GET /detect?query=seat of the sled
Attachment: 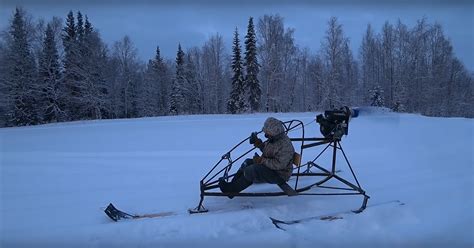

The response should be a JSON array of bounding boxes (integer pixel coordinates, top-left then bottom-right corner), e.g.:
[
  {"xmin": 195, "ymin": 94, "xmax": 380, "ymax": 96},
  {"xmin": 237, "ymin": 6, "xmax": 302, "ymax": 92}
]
[{"xmin": 292, "ymin": 152, "xmax": 302, "ymax": 167}]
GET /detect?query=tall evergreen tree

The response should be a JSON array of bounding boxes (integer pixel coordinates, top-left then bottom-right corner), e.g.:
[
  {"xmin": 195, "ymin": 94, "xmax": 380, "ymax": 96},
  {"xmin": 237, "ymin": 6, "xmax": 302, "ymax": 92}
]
[
  {"xmin": 6, "ymin": 8, "xmax": 39, "ymax": 126},
  {"xmin": 141, "ymin": 59, "xmax": 157, "ymax": 117},
  {"xmin": 63, "ymin": 11, "xmax": 76, "ymax": 74},
  {"xmin": 0, "ymin": 39, "xmax": 8, "ymax": 127},
  {"xmin": 82, "ymin": 16, "xmax": 109, "ymax": 119},
  {"xmin": 76, "ymin": 11, "xmax": 84, "ymax": 44},
  {"xmin": 153, "ymin": 46, "xmax": 171, "ymax": 115},
  {"xmin": 62, "ymin": 11, "xmax": 106, "ymax": 120},
  {"xmin": 62, "ymin": 10, "xmax": 79, "ymax": 120},
  {"xmin": 227, "ymin": 27, "xmax": 246, "ymax": 114},
  {"xmin": 38, "ymin": 23, "xmax": 63, "ymax": 123},
  {"xmin": 170, "ymin": 44, "xmax": 186, "ymax": 115},
  {"xmin": 244, "ymin": 17, "xmax": 261, "ymax": 112},
  {"xmin": 141, "ymin": 46, "xmax": 170, "ymax": 116},
  {"xmin": 84, "ymin": 15, "xmax": 92, "ymax": 36},
  {"xmin": 143, "ymin": 46, "xmax": 162, "ymax": 116}
]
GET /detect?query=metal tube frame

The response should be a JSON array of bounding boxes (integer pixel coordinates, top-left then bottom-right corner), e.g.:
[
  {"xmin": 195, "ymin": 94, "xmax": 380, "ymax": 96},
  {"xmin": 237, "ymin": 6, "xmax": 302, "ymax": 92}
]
[{"xmin": 189, "ymin": 119, "xmax": 370, "ymax": 214}]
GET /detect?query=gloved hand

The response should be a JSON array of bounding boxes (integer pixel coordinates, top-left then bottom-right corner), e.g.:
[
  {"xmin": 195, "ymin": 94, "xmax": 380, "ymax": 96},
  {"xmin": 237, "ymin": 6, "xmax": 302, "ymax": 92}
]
[
  {"xmin": 253, "ymin": 153, "xmax": 264, "ymax": 164},
  {"xmin": 249, "ymin": 132, "xmax": 263, "ymax": 147}
]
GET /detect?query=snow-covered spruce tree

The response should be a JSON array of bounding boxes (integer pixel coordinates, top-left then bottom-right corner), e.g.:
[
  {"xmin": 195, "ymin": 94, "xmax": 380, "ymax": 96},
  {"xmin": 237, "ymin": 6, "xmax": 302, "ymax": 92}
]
[
  {"xmin": 369, "ymin": 85, "xmax": 384, "ymax": 107},
  {"xmin": 141, "ymin": 47, "xmax": 162, "ymax": 117},
  {"xmin": 76, "ymin": 12, "xmax": 84, "ymax": 45},
  {"xmin": 81, "ymin": 16, "xmax": 110, "ymax": 119},
  {"xmin": 142, "ymin": 46, "xmax": 173, "ymax": 116},
  {"xmin": 244, "ymin": 17, "xmax": 261, "ymax": 112},
  {"xmin": 62, "ymin": 11, "xmax": 80, "ymax": 120},
  {"xmin": 6, "ymin": 8, "xmax": 39, "ymax": 126},
  {"xmin": 155, "ymin": 47, "xmax": 173, "ymax": 115},
  {"xmin": 71, "ymin": 11, "xmax": 93, "ymax": 120},
  {"xmin": 0, "ymin": 16, "xmax": 13, "ymax": 127},
  {"xmin": 62, "ymin": 12, "xmax": 75, "ymax": 71},
  {"xmin": 0, "ymin": 38, "xmax": 8, "ymax": 127},
  {"xmin": 38, "ymin": 23, "xmax": 63, "ymax": 123},
  {"xmin": 227, "ymin": 27, "xmax": 246, "ymax": 114},
  {"xmin": 170, "ymin": 44, "xmax": 186, "ymax": 115},
  {"xmin": 62, "ymin": 11, "xmax": 109, "ymax": 120},
  {"xmin": 153, "ymin": 46, "xmax": 165, "ymax": 114}
]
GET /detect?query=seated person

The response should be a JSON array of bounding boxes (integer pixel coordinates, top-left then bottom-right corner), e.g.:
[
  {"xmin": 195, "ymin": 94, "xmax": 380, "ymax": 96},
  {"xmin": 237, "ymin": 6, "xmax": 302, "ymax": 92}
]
[{"xmin": 219, "ymin": 117, "xmax": 295, "ymax": 198}]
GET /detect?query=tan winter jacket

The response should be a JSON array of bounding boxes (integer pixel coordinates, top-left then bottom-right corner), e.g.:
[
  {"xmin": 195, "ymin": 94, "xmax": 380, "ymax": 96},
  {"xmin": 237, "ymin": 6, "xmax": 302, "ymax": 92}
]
[{"xmin": 258, "ymin": 117, "xmax": 295, "ymax": 181}]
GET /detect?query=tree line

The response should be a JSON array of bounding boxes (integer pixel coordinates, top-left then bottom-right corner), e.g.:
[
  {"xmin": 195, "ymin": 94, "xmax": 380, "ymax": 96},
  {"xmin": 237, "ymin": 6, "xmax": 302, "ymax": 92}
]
[{"xmin": 0, "ymin": 8, "xmax": 472, "ymax": 127}]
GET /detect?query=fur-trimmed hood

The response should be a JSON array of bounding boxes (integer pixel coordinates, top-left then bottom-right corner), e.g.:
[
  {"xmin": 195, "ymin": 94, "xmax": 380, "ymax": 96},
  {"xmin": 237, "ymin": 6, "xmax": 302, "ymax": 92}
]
[{"xmin": 262, "ymin": 117, "xmax": 285, "ymax": 137}]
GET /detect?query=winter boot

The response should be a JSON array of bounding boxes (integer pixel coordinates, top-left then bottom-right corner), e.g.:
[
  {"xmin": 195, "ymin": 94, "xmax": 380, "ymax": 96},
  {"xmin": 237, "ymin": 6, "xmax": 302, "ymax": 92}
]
[
  {"xmin": 231, "ymin": 169, "xmax": 244, "ymax": 183},
  {"xmin": 219, "ymin": 174, "xmax": 253, "ymax": 199},
  {"xmin": 218, "ymin": 178, "xmax": 234, "ymax": 199}
]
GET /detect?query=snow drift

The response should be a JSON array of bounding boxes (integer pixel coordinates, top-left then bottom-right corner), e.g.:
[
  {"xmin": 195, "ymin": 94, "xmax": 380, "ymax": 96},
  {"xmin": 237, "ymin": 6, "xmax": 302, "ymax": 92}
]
[{"xmin": 1, "ymin": 111, "xmax": 472, "ymax": 247}]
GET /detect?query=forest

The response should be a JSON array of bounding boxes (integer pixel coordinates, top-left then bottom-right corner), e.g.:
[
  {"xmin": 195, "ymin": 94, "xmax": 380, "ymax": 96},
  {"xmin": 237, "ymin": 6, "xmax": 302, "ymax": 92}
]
[{"xmin": 0, "ymin": 7, "xmax": 472, "ymax": 127}]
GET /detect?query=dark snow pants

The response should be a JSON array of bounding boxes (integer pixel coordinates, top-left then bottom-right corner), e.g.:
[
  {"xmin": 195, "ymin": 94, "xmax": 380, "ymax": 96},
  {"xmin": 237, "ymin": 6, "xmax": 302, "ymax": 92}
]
[{"xmin": 236, "ymin": 158, "xmax": 285, "ymax": 185}]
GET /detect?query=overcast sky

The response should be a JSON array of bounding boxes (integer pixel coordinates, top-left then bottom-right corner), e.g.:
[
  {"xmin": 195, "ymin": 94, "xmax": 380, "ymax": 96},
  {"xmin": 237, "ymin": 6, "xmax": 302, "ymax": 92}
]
[{"xmin": 1, "ymin": 0, "xmax": 473, "ymax": 71}]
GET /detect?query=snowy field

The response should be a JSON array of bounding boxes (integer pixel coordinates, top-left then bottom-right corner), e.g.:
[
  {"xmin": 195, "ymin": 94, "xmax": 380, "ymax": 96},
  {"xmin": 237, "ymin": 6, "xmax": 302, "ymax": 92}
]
[{"xmin": 1, "ymin": 110, "xmax": 473, "ymax": 248}]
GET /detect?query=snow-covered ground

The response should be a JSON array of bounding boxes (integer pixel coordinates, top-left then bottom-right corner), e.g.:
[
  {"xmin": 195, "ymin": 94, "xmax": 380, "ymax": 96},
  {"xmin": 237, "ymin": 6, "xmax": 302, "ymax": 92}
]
[{"xmin": 1, "ymin": 110, "xmax": 473, "ymax": 247}]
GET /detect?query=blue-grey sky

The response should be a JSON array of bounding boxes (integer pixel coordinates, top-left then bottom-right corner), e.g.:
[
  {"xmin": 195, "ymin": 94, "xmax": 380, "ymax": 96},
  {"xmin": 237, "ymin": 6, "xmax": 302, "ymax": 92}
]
[{"xmin": 1, "ymin": 0, "xmax": 473, "ymax": 70}]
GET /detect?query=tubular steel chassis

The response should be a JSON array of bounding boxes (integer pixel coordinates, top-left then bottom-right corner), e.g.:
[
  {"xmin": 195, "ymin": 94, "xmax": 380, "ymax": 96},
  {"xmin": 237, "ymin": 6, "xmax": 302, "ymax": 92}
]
[{"xmin": 189, "ymin": 120, "xmax": 370, "ymax": 214}]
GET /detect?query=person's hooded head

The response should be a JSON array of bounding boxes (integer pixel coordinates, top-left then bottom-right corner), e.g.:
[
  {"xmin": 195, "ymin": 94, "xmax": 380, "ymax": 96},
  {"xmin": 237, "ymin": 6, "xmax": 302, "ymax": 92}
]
[{"xmin": 262, "ymin": 117, "xmax": 285, "ymax": 141}]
